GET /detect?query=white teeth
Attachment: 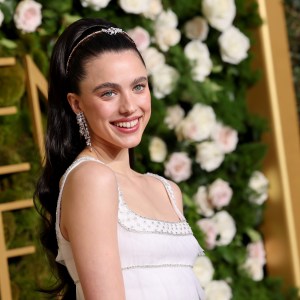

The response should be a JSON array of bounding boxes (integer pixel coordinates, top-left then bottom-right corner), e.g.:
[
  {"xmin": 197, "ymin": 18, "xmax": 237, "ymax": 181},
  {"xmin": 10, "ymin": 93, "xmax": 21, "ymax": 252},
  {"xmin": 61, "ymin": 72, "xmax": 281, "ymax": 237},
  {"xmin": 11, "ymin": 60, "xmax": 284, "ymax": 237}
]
[{"xmin": 114, "ymin": 119, "xmax": 138, "ymax": 128}]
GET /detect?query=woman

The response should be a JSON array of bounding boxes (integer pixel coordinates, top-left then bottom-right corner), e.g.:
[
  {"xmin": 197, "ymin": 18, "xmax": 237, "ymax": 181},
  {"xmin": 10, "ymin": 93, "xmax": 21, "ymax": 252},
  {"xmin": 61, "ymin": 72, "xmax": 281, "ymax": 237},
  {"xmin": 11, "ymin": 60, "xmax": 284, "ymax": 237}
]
[{"xmin": 35, "ymin": 18, "xmax": 205, "ymax": 300}]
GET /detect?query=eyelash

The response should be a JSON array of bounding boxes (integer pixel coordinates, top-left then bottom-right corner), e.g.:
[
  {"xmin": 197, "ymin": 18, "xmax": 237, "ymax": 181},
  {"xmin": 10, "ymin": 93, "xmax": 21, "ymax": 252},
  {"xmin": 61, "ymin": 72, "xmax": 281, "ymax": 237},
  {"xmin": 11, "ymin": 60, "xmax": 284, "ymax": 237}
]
[
  {"xmin": 100, "ymin": 83, "xmax": 147, "ymax": 98},
  {"xmin": 101, "ymin": 90, "xmax": 116, "ymax": 97},
  {"xmin": 134, "ymin": 84, "xmax": 146, "ymax": 92}
]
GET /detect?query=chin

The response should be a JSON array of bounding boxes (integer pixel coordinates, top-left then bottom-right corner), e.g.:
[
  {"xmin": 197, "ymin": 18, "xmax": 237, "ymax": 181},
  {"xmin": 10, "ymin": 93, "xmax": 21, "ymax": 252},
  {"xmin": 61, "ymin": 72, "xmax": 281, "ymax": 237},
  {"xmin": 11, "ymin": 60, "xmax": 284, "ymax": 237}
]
[{"xmin": 122, "ymin": 136, "xmax": 142, "ymax": 149}]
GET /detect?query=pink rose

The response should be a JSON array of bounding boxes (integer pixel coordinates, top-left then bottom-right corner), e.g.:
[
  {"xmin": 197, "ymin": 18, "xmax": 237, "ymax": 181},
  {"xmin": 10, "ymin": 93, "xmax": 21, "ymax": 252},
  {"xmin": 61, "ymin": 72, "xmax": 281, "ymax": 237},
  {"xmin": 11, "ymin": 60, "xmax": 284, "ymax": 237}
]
[
  {"xmin": 208, "ymin": 179, "xmax": 233, "ymax": 209},
  {"xmin": 247, "ymin": 241, "xmax": 266, "ymax": 265},
  {"xmin": 14, "ymin": 0, "xmax": 42, "ymax": 33},
  {"xmin": 197, "ymin": 218, "xmax": 217, "ymax": 249},
  {"xmin": 211, "ymin": 122, "xmax": 238, "ymax": 154},
  {"xmin": 164, "ymin": 152, "xmax": 192, "ymax": 183},
  {"xmin": 127, "ymin": 26, "xmax": 151, "ymax": 52}
]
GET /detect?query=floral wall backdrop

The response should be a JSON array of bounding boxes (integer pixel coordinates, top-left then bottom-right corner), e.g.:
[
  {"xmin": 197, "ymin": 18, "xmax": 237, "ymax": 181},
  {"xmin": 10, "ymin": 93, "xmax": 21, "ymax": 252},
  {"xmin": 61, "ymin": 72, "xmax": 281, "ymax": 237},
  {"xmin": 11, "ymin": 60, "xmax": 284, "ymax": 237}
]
[{"xmin": 0, "ymin": 0, "xmax": 298, "ymax": 299}]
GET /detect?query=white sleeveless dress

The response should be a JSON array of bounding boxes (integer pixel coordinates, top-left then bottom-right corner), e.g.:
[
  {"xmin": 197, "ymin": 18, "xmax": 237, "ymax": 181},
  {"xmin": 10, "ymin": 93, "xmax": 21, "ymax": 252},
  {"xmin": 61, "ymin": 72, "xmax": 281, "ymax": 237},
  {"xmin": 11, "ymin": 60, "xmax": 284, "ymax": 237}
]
[{"xmin": 55, "ymin": 156, "xmax": 205, "ymax": 299}]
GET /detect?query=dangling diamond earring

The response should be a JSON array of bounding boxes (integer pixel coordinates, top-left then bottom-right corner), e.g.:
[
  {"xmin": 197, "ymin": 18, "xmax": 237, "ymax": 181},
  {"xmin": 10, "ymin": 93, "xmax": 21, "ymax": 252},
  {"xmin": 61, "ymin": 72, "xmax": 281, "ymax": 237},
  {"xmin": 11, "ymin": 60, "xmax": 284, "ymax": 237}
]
[{"xmin": 76, "ymin": 111, "xmax": 92, "ymax": 150}]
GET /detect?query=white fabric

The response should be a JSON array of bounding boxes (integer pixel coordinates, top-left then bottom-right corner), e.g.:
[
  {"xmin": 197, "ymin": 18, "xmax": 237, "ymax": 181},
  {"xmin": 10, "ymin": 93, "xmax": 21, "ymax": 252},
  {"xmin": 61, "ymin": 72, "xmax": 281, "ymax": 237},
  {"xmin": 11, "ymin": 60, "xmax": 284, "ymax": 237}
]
[{"xmin": 56, "ymin": 156, "xmax": 205, "ymax": 299}]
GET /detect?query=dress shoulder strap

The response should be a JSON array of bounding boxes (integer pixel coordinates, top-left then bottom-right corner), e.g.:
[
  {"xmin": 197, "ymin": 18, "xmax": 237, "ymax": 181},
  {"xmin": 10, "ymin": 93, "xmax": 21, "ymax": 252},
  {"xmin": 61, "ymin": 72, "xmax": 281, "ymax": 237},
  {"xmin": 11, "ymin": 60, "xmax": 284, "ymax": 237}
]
[
  {"xmin": 146, "ymin": 173, "xmax": 186, "ymax": 221},
  {"xmin": 55, "ymin": 156, "xmax": 121, "ymax": 242}
]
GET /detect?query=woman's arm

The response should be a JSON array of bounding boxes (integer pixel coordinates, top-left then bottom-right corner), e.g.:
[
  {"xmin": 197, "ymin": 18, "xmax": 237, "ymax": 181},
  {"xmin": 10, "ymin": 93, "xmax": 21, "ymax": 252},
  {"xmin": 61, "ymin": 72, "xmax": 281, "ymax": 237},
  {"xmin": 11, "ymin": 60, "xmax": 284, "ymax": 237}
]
[{"xmin": 60, "ymin": 161, "xmax": 125, "ymax": 300}]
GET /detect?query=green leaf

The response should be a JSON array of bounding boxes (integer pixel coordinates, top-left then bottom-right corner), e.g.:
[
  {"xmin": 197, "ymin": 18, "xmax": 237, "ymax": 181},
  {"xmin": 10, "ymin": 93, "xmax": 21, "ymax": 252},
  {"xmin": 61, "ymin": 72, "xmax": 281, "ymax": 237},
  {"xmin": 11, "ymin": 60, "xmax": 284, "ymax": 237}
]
[{"xmin": 0, "ymin": 38, "xmax": 17, "ymax": 49}]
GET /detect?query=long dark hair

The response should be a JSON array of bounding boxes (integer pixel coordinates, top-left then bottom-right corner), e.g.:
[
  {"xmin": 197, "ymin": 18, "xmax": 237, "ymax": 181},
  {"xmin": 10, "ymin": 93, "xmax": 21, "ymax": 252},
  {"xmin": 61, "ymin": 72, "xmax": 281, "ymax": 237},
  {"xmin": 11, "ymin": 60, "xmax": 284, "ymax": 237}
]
[{"xmin": 34, "ymin": 18, "xmax": 143, "ymax": 298}]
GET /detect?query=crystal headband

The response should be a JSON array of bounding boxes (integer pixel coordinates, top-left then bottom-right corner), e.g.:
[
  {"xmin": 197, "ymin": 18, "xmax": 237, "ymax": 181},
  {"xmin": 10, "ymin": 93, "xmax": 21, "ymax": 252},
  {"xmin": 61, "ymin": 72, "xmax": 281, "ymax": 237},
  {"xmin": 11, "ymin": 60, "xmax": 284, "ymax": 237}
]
[{"xmin": 66, "ymin": 27, "xmax": 132, "ymax": 74}]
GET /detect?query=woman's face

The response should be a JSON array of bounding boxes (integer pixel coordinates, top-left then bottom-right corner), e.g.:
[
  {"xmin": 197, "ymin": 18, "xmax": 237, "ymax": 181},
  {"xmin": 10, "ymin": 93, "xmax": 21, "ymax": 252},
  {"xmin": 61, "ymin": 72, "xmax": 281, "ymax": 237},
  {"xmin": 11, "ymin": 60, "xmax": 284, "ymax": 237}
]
[{"xmin": 68, "ymin": 50, "xmax": 151, "ymax": 152}]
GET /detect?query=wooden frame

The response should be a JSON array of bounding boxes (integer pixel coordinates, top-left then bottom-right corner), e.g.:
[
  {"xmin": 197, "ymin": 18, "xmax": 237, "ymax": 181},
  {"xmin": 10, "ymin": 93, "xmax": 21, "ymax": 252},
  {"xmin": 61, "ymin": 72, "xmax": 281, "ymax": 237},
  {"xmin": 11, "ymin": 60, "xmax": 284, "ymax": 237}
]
[
  {"xmin": 0, "ymin": 56, "xmax": 43, "ymax": 299},
  {"xmin": 0, "ymin": 107, "xmax": 18, "ymax": 116},
  {"xmin": 0, "ymin": 58, "xmax": 15, "ymax": 67},
  {"xmin": 0, "ymin": 200, "xmax": 35, "ymax": 300},
  {"xmin": 248, "ymin": 0, "xmax": 300, "ymax": 290},
  {"xmin": 24, "ymin": 55, "xmax": 48, "ymax": 162}
]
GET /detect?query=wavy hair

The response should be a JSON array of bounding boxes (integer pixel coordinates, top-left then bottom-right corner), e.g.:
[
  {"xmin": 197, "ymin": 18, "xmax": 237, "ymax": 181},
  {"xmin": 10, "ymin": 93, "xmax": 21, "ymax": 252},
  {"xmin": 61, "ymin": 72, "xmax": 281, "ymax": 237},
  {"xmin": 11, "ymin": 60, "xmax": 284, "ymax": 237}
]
[{"xmin": 34, "ymin": 18, "xmax": 143, "ymax": 298}]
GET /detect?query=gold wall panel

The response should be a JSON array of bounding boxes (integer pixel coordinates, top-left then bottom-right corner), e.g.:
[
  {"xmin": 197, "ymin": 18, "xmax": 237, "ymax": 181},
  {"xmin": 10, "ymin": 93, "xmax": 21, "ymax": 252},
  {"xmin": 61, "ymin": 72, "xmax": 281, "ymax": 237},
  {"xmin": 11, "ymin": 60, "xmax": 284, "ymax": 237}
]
[{"xmin": 248, "ymin": 0, "xmax": 300, "ymax": 290}]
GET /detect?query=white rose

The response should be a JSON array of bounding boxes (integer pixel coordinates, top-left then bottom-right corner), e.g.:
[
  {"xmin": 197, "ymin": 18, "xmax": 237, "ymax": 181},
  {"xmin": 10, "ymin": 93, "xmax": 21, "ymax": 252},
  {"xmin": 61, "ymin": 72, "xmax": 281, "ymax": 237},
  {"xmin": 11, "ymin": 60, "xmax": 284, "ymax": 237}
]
[
  {"xmin": 196, "ymin": 141, "xmax": 225, "ymax": 171},
  {"xmin": 149, "ymin": 136, "xmax": 167, "ymax": 163},
  {"xmin": 184, "ymin": 16, "xmax": 209, "ymax": 41},
  {"xmin": 211, "ymin": 122, "xmax": 238, "ymax": 153},
  {"xmin": 242, "ymin": 257, "xmax": 264, "ymax": 281},
  {"xmin": 248, "ymin": 171, "xmax": 269, "ymax": 205},
  {"xmin": 218, "ymin": 26, "xmax": 250, "ymax": 64},
  {"xmin": 184, "ymin": 41, "xmax": 212, "ymax": 82},
  {"xmin": 209, "ymin": 179, "xmax": 233, "ymax": 209},
  {"xmin": 155, "ymin": 9, "xmax": 178, "ymax": 29},
  {"xmin": 250, "ymin": 192, "xmax": 268, "ymax": 205},
  {"xmin": 164, "ymin": 152, "xmax": 192, "ymax": 183},
  {"xmin": 14, "ymin": 0, "xmax": 42, "ymax": 33},
  {"xmin": 155, "ymin": 27, "xmax": 181, "ymax": 52},
  {"xmin": 80, "ymin": 0, "xmax": 111, "ymax": 10},
  {"xmin": 193, "ymin": 256, "xmax": 215, "ymax": 287},
  {"xmin": 176, "ymin": 103, "xmax": 216, "ymax": 142},
  {"xmin": 213, "ymin": 211, "xmax": 236, "ymax": 246},
  {"xmin": 151, "ymin": 64, "xmax": 179, "ymax": 99},
  {"xmin": 184, "ymin": 40, "xmax": 209, "ymax": 61},
  {"xmin": 164, "ymin": 105, "xmax": 185, "ymax": 130},
  {"xmin": 119, "ymin": 0, "xmax": 149, "ymax": 14},
  {"xmin": 141, "ymin": 47, "xmax": 165, "ymax": 75},
  {"xmin": 142, "ymin": 0, "xmax": 163, "ymax": 20},
  {"xmin": 205, "ymin": 280, "xmax": 233, "ymax": 300},
  {"xmin": 194, "ymin": 186, "xmax": 214, "ymax": 217},
  {"xmin": 0, "ymin": 10, "xmax": 4, "ymax": 27},
  {"xmin": 197, "ymin": 218, "xmax": 218, "ymax": 249},
  {"xmin": 202, "ymin": 0, "xmax": 236, "ymax": 32},
  {"xmin": 192, "ymin": 58, "xmax": 213, "ymax": 82},
  {"xmin": 249, "ymin": 171, "xmax": 269, "ymax": 193},
  {"xmin": 127, "ymin": 26, "xmax": 150, "ymax": 51}
]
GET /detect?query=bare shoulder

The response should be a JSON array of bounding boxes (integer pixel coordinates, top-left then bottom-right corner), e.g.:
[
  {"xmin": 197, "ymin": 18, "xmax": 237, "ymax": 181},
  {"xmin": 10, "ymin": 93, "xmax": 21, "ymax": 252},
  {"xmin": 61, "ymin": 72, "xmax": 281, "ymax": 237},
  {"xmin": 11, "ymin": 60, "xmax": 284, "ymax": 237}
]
[
  {"xmin": 66, "ymin": 161, "xmax": 117, "ymax": 195},
  {"xmin": 60, "ymin": 159, "xmax": 120, "ymax": 240},
  {"xmin": 67, "ymin": 159, "xmax": 116, "ymax": 187},
  {"xmin": 61, "ymin": 160, "xmax": 119, "ymax": 218}
]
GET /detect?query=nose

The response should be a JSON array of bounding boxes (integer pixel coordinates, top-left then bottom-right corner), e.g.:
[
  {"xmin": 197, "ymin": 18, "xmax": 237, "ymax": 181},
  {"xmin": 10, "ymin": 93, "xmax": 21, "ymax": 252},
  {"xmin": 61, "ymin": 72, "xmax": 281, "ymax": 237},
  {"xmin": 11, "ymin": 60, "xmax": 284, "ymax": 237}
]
[{"xmin": 119, "ymin": 92, "xmax": 137, "ymax": 115}]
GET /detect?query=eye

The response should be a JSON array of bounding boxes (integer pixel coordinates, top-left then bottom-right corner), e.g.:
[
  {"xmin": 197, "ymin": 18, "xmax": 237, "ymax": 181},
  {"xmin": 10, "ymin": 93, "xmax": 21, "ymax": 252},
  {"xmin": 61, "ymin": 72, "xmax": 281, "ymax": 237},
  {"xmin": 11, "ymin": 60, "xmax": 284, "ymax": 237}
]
[
  {"xmin": 133, "ymin": 84, "xmax": 145, "ymax": 92},
  {"xmin": 101, "ymin": 90, "xmax": 116, "ymax": 98}
]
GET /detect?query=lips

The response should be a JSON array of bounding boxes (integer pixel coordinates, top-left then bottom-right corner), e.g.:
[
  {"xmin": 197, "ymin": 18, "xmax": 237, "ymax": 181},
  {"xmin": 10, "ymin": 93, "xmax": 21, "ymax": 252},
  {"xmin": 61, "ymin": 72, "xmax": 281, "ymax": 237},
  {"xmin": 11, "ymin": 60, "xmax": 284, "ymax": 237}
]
[{"xmin": 111, "ymin": 116, "xmax": 142, "ymax": 133}]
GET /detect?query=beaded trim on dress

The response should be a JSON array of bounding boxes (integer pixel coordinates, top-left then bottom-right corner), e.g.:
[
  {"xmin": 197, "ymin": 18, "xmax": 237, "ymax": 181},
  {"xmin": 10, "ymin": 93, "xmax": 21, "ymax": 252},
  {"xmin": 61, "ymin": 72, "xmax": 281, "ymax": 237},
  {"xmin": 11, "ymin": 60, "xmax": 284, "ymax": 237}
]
[{"xmin": 118, "ymin": 183, "xmax": 193, "ymax": 236}]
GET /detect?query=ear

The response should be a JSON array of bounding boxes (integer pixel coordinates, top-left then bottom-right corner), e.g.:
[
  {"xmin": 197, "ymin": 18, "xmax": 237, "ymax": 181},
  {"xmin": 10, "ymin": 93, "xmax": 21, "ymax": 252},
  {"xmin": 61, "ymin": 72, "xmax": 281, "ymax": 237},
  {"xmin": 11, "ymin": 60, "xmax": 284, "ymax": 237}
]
[{"xmin": 67, "ymin": 93, "xmax": 82, "ymax": 114}]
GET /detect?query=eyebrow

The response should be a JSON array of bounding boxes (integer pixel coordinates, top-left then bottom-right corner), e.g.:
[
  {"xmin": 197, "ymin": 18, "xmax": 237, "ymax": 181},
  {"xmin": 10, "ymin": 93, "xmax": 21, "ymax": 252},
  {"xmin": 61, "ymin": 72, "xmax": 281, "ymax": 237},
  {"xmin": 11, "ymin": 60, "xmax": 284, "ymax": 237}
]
[{"xmin": 92, "ymin": 76, "xmax": 148, "ymax": 93}]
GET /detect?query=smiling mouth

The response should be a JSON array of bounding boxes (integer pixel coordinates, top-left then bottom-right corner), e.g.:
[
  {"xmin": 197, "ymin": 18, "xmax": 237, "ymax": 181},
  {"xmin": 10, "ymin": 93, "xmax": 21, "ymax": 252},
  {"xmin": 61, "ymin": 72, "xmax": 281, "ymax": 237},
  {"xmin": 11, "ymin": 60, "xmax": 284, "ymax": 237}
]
[{"xmin": 112, "ymin": 118, "xmax": 140, "ymax": 129}]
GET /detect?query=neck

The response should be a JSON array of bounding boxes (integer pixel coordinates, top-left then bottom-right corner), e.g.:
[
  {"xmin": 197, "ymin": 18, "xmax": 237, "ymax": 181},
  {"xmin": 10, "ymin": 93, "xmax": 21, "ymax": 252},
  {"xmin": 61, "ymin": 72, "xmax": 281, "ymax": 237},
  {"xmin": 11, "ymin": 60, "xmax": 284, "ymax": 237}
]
[{"xmin": 85, "ymin": 145, "xmax": 133, "ymax": 175}]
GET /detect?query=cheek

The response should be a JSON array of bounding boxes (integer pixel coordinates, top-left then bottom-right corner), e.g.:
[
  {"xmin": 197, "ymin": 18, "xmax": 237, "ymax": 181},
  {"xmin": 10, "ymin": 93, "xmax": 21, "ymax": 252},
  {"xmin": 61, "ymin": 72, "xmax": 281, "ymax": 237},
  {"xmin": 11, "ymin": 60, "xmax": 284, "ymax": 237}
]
[
  {"xmin": 141, "ymin": 92, "xmax": 152, "ymax": 114},
  {"xmin": 85, "ymin": 103, "xmax": 113, "ymax": 127}
]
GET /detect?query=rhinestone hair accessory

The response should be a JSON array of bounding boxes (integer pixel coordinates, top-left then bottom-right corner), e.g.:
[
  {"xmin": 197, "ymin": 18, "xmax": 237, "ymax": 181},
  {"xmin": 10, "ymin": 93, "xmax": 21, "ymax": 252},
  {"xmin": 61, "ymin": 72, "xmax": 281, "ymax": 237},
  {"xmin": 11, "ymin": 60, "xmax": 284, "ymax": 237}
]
[
  {"xmin": 76, "ymin": 111, "xmax": 92, "ymax": 149},
  {"xmin": 66, "ymin": 27, "xmax": 133, "ymax": 74}
]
